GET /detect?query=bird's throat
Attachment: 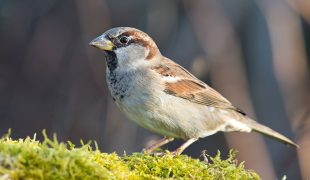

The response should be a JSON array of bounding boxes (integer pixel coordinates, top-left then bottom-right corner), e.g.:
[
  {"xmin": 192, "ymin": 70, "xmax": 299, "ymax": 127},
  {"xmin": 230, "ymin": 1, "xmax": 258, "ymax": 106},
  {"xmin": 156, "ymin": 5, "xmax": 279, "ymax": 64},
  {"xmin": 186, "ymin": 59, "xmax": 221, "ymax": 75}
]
[{"xmin": 104, "ymin": 51, "xmax": 118, "ymax": 72}]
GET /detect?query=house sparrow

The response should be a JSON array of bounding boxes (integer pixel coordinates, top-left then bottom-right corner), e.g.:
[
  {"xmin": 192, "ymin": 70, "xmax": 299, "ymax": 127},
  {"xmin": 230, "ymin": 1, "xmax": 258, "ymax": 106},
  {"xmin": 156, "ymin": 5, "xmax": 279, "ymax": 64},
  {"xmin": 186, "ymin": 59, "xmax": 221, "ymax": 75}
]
[{"xmin": 90, "ymin": 27, "xmax": 298, "ymax": 155}]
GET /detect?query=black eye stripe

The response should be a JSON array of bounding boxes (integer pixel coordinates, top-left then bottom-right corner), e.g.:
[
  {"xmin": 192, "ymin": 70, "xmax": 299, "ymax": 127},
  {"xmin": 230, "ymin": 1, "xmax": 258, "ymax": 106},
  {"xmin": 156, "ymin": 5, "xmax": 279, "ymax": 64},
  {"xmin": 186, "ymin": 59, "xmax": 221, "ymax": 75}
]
[{"xmin": 105, "ymin": 33, "xmax": 134, "ymax": 49}]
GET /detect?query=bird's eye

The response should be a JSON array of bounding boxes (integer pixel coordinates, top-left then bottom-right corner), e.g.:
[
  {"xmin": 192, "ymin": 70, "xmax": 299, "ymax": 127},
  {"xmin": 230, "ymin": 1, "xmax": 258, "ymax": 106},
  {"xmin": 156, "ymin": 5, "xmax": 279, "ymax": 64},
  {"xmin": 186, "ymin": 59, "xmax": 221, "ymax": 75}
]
[{"xmin": 119, "ymin": 36, "xmax": 130, "ymax": 44}]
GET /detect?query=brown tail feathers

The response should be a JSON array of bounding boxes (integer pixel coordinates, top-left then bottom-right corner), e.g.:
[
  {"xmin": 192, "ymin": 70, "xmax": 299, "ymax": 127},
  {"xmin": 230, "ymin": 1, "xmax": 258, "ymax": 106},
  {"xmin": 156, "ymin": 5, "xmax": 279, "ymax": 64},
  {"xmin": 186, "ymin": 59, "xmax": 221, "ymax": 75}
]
[{"xmin": 247, "ymin": 119, "xmax": 299, "ymax": 148}]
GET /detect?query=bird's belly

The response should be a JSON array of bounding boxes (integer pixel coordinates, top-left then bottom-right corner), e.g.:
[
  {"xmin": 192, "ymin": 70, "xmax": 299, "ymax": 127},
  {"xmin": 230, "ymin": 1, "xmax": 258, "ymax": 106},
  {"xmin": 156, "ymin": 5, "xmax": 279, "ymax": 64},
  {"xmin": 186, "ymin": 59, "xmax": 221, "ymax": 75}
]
[
  {"xmin": 116, "ymin": 90, "xmax": 226, "ymax": 139},
  {"xmin": 116, "ymin": 92, "xmax": 180, "ymax": 138}
]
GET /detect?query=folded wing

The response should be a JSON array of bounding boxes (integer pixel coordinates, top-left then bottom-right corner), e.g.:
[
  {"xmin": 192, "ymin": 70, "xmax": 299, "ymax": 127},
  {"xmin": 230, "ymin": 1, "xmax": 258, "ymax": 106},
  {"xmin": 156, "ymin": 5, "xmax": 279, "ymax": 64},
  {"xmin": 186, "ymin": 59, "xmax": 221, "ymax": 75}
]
[{"xmin": 152, "ymin": 57, "xmax": 245, "ymax": 114}]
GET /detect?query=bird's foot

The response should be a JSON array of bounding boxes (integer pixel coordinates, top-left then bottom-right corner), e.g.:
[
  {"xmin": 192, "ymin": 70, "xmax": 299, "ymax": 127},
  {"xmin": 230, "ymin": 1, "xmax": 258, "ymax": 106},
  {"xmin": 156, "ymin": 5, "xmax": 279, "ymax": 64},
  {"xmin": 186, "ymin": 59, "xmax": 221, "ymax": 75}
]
[
  {"xmin": 153, "ymin": 151, "xmax": 166, "ymax": 156},
  {"xmin": 152, "ymin": 150, "xmax": 180, "ymax": 157},
  {"xmin": 143, "ymin": 137, "xmax": 174, "ymax": 155}
]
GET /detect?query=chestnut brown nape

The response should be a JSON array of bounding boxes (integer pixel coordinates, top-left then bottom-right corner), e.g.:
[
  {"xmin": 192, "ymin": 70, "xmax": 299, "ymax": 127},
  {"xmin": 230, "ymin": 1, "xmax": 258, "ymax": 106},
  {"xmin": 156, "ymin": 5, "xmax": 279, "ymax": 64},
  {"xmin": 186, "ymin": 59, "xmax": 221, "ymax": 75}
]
[{"xmin": 122, "ymin": 30, "xmax": 159, "ymax": 60}]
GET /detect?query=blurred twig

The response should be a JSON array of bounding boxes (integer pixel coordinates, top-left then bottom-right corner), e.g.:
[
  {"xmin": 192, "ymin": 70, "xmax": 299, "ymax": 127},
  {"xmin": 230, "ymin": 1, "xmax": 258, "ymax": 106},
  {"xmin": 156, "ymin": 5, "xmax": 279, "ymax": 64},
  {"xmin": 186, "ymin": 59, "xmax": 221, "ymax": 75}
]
[
  {"xmin": 183, "ymin": 1, "xmax": 276, "ymax": 179},
  {"xmin": 258, "ymin": 0, "xmax": 310, "ymax": 178},
  {"xmin": 286, "ymin": 0, "xmax": 310, "ymax": 24}
]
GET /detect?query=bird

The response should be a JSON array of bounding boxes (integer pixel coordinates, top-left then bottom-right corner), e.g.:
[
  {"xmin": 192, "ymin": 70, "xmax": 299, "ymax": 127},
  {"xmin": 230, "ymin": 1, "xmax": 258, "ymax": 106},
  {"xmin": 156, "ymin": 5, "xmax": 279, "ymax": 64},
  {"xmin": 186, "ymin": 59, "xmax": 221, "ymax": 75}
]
[{"xmin": 89, "ymin": 27, "xmax": 298, "ymax": 155}]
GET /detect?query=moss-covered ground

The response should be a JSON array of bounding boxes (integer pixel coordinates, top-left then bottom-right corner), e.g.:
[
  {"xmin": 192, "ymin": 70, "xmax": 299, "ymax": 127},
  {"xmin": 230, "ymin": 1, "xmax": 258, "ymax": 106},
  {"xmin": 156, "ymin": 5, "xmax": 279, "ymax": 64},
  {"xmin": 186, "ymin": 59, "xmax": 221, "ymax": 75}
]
[{"xmin": 0, "ymin": 131, "xmax": 259, "ymax": 179}]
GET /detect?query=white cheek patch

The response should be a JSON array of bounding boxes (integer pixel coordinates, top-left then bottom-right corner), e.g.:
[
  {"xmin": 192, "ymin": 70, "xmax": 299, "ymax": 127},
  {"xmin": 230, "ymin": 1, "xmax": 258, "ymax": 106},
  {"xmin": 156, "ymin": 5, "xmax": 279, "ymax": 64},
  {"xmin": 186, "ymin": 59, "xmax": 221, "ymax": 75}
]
[{"xmin": 115, "ymin": 44, "xmax": 148, "ymax": 70}]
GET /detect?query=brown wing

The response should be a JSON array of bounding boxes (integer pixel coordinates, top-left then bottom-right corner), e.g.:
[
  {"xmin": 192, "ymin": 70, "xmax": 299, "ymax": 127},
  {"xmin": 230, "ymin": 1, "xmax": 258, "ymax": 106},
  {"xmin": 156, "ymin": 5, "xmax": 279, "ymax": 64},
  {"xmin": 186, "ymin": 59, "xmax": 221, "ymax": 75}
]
[
  {"xmin": 152, "ymin": 57, "xmax": 246, "ymax": 114},
  {"xmin": 164, "ymin": 79, "xmax": 238, "ymax": 110},
  {"xmin": 152, "ymin": 58, "xmax": 197, "ymax": 79}
]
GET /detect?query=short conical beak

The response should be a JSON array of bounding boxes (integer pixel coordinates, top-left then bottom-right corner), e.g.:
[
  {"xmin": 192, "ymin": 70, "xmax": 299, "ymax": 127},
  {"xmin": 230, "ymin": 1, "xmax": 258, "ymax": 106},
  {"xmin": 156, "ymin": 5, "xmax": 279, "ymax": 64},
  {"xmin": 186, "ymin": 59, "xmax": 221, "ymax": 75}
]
[{"xmin": 89, "ymin": 35, "xmax": 114, "ymax": 51}]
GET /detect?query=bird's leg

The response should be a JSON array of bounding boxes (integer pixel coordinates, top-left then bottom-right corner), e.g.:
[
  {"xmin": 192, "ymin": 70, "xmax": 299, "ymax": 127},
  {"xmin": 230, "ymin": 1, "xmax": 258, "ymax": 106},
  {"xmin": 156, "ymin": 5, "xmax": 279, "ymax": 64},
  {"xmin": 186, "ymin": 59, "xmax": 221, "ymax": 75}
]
[
  {"xmin": 171, "ymin": 138, "xmax": 198, "ymax": 156},
  {"xmin": 145, "ymin": 136, "xmax": 174, "ymax": 154}
]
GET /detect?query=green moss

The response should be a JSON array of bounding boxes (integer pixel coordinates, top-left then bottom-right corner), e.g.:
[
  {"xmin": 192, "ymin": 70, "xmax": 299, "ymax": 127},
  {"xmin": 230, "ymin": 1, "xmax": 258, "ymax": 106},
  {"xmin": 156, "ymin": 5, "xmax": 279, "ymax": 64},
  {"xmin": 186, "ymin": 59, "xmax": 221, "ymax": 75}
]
[{"xmin": 0, "ymin": 131, "xmax": 259, "ymax": 179}]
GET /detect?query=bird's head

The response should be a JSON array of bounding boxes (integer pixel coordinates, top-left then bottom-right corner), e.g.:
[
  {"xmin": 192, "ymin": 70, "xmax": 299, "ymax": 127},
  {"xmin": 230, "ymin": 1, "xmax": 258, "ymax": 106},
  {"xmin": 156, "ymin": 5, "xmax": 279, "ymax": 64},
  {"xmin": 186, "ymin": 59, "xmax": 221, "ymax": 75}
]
[{"xmin": 90, "ymin": 27, "xmax": 161, "ymax": 72}]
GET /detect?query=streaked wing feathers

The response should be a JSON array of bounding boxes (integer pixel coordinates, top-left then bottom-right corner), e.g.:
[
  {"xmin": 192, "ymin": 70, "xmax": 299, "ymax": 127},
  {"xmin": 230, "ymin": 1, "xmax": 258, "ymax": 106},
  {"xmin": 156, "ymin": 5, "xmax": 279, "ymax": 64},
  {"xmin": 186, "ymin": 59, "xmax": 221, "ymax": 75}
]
[
  {"xmin": 164, "ymin": 79, "xmax": 234, "ymax": 109},
  {"xmin": 153, "ymin": 57, "xmax": 245, "ymax": 114}
]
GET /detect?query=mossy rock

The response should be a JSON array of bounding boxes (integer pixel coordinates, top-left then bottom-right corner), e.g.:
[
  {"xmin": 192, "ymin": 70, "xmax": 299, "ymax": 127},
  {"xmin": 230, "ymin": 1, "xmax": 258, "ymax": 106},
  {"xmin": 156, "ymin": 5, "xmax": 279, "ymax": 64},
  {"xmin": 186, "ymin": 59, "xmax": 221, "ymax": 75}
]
[{"xmin": 0, "ymin": 131, "xmax": 259, "ymax": 179}]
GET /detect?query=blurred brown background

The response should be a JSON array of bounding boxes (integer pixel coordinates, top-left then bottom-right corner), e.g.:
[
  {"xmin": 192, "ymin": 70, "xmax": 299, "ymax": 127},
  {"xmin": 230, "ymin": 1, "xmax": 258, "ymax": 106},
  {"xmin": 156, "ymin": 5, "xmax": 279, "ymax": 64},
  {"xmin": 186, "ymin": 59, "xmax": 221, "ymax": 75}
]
[{"xmin": 0, "ymin": 0, "xmax": 309, "ymax": 179}]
